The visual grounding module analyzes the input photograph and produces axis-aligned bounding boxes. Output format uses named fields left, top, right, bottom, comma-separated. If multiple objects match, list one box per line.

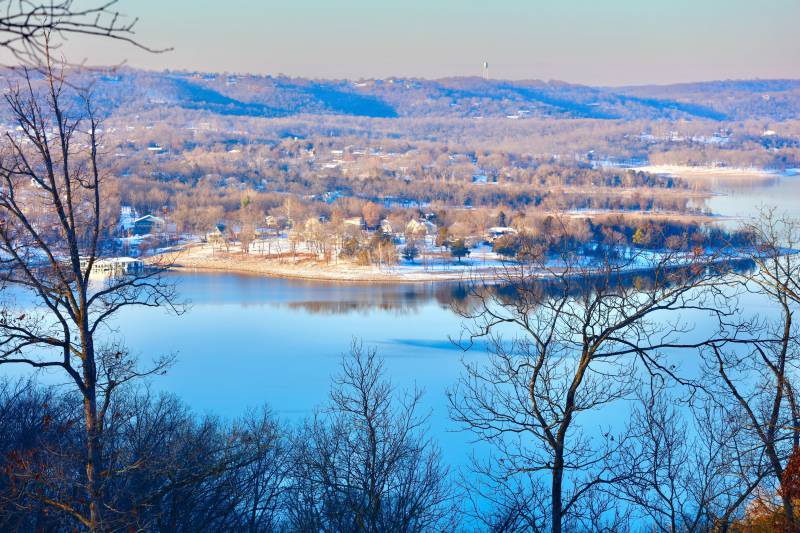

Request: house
left=118, top=206, right=137, bottom=233
left=344, top=217, right=365, bottom=229
left=379, top=219, right=394, bottom=234
left=255, top=226, right=273, bottom=239
left=81, top=256, right=143, bottom=278
left=405, top=219, right=436, bottom=238
left=207, top=223, right=226, bottom=244
left=321, top=191, right=343, bottom=204
left=132, top=215, right=166, bottom=236
left=487, top=226, right=517, bottom=242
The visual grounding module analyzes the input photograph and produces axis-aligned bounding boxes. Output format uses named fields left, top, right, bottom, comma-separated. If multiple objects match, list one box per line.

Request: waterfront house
left=406, top=219, right=436, bottom=238
left=81, top=257, right=144, bottom=278
left=132, top=215, right=166, bottom=236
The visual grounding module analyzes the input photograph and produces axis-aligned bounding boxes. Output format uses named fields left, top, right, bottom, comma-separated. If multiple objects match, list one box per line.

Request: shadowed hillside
left=7, top=69, right=795, bottom=122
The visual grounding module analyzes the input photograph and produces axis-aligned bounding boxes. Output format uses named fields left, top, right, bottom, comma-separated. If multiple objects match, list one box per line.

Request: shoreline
left=634, top=164, right=786, bottom=181
left=159, top=246, right=493, bottom=284
left=166, top=264, right=481, bottom=284
left=153, top=244, right=754, bottom=285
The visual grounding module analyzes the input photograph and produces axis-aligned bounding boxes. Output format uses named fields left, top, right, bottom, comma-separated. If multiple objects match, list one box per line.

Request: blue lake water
left=117, top=276, right=487, bottom=462
left=702, top=171, right=800, bottom=222
left=108, top=269, right=773, bottom=473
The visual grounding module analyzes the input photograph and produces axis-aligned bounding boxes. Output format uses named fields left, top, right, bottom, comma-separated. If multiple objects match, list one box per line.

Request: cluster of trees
left=132, top=182, right=749, bottom=274
left=492, top=213, right=751, bottom=259
left=0, top=343, right=453, bottom=532
left=340, top=230, right=398, bottom=267
left=111, top=133, right=697, bottom=225
left=119, top=167, right=717, bottom=270
left=648, top=144, right=800, bottom=169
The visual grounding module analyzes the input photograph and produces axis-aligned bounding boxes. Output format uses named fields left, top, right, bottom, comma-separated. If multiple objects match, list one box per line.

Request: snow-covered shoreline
left=634, top=164, right=796, bottom=180
left=155, top=242, right=758, bottom=285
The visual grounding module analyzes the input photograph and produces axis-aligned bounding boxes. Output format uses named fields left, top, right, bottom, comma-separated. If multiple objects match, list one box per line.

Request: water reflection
left=170, top=272, right=473, bottom=314
left=700, top=172, right=800, bottom=222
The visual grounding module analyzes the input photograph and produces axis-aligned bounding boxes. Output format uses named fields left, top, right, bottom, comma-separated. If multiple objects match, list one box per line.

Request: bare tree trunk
left=83, top=381, right=102, bottom=530
left=79, top=304, right=104, bottom=530
left=552, top=451, right=564, bottom=533
left=781, top=495, right=795, bottom=533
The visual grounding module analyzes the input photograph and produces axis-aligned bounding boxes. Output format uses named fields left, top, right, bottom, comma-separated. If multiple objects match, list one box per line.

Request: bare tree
left=0, top=380, right=294, bottom=532
left=0, top=58, right=179, bottom=530
left=741, top=208, right=800, bottom=306
left=449, top=240, right=730, bottom=533
left=230, top=407, right=293, bottom=532
left=611, top=384, right=768, bottom=532
left=287, top=340, right=455, bottom=532
left=696, top=208, right=800, bottom=531
left=0, top=0, right=167, bottom=64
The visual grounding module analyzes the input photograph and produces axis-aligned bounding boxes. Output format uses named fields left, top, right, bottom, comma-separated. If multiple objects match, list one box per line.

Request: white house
left=487, top=226, right=518, bottom=242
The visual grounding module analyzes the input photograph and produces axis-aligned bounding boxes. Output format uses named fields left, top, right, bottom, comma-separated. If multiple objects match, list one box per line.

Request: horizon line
left=40, top=64, right=800, bottom=90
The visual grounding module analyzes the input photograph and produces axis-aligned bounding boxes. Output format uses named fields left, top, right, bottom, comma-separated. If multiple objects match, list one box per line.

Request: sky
left=55, top=0, right=800, bottom=86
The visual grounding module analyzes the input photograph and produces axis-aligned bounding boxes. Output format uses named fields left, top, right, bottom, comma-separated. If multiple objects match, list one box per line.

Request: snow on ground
left=633, top=164, right=785, bottom=181
left=152, top=236, right=758, bottom=284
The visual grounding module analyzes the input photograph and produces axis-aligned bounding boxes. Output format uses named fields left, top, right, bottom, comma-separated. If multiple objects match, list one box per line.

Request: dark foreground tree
left=612, top=385, right=766, bottom=531
left=0, top=59, right=179, bottom=530
left=450, top=239, right=470, bottom=263
left=695, top=208, right=800, bottom=531
left=0, top=342, right=456, bottom=532
left=0, top=380, right=292, bottom=532
left=402, top=242, right=420, bottom=262
left=449, top=242, right=730, bottom=533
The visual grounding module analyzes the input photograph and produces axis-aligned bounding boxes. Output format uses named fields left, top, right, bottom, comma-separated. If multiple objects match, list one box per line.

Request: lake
left=112, top=270, right=773, bottom=472
left=700, top=170, right=800, bottom=223
left=117, top=275, right=488, bottom=463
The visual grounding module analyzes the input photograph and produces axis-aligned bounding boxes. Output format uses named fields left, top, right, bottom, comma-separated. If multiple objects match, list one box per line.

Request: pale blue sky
left=60, top=0, right=799, bottom=85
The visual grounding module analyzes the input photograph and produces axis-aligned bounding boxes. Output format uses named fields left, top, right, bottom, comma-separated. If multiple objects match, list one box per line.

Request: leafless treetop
left=0, top=0, right=168, bottom=64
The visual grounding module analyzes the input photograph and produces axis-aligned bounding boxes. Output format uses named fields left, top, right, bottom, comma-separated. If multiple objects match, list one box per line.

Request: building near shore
left=81, top=257, right=144, bottom=278
left=133, top=214, right=167, bottom=236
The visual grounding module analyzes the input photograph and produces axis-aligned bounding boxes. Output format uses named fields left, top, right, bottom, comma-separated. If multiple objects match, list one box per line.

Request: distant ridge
left=4, top=68, right=799, bottom=121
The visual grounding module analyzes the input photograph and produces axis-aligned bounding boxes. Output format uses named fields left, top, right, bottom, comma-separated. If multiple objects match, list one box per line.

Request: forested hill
left=11, top=69, right=800, bottom=121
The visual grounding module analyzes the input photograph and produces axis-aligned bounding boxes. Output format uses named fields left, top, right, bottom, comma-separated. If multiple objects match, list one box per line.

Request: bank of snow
left=155, top=242, right=755, bottom=284
left=634, top=165, right=787, bottom=182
